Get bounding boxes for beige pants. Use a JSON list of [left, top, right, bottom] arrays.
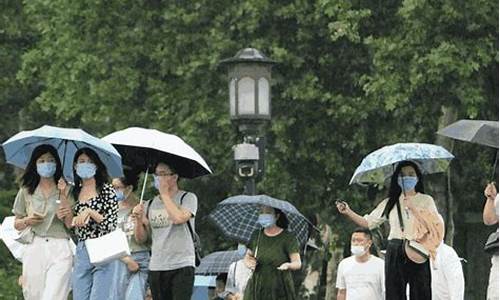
[[22, 236, 73, 300], [488, 255, 499, 300]]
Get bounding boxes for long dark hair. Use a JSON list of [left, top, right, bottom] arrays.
[[274, 208, 289, 230], [21, 144, 62, 195], [72, 148, 109, 199], [382, 160, 425, 218]]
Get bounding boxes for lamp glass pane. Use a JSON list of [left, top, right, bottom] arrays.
[[258, 78, 269, 116], [238, 77, 255, 115], [229, 78, 236, 117]]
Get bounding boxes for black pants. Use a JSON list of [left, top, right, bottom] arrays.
[[149, 267, 195, 300], [385, 239, 431, 300]]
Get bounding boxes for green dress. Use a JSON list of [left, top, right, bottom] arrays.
[[244, 229, 300, 300]]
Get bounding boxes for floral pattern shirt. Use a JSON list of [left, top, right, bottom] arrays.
[[73, 183, 118, 241]]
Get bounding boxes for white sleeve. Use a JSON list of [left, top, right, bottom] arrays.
[[336, 260, 346, 289], [380, 261, 386, 299], [444, 249, 465, 300], [363, 199, 388, 230]]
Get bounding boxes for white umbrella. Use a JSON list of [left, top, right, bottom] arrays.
[[103, 127, 212, 202], [103, 127, 212, 178]]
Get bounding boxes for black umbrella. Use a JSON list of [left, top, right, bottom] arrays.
[[437, 119, 498, 180], [437, 120, 498, 148]]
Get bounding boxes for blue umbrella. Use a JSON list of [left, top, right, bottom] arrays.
[[209, 194, 313, 246], [195, 250, 244, 275], [349, 142, 454, 185], [2, 125, 123, 180]]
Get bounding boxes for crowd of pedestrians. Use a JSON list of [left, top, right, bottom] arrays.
[[2, 124, 497, 300]]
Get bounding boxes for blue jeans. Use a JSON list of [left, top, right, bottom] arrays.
[[72, 242, 117, 300], [110, 251, 150, 300]]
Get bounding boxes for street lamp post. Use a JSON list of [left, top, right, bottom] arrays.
[[221, 48, 275, 195]]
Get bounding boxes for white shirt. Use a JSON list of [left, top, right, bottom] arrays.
[[336, 255, 385, 300], [225, 259, 252, 299], [431, 242, 464, 300]]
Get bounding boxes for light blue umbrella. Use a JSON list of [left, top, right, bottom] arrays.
[[349, 142, 454, 185], [2, 125, 123, 180]]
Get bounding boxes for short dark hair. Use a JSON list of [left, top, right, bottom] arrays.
[[153, 161, 178, 175], [117, 169, 140, 191], [21, 144, 63, 194], [352, 227, 372, 240]]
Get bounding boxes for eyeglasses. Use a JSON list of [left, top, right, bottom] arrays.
[[154, 172, 175, 177]]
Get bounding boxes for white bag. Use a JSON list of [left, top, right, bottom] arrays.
[[85, 228, 130, 265]]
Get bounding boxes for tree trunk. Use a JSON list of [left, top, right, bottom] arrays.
[[431, 105, 458, 245]]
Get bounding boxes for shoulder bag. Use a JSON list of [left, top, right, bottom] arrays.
[[396, 199, 429, 264]]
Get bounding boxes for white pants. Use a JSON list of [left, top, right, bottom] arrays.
[[488, 255, 499, 300], [22, 236, 73, 300]]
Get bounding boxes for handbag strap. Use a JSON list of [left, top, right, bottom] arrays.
[[180, 192, 196, 243], [395, 197, 405, 233]]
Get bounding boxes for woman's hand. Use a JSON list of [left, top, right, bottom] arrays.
[[56, 205, 72, 220], [336, 201, 351, 215], [277, 262, 291, 271], [243, 253, 257, 270], [72, 210, 91, 227], [132, 203, 145, 221], [57, 178, 67, 192], [23, 215, 44, 226], [485, 182, 497, 200]]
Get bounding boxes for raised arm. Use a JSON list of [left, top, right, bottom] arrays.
[[483, 183, 499, 225], [336, 201, 369, 228]]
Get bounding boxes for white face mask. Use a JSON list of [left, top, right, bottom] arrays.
[[351, 245, 366, 257]]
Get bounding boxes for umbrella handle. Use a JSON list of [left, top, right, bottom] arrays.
[[139, 168, 149, 204], [491, 150, 498, 182], [57, 140, 69, 205]]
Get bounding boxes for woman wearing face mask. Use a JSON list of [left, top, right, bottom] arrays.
[[68, 147, 119, 300], [12, 144, 73, 300], [337, 160, 437, 300], [111, 169, 151, 300], [243, 205, 302, 300]]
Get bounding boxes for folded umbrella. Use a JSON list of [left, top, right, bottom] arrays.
[[437, 120, 498, 148], [2, 125, 123, 180], [195, 250, 244, 276], [350, 142, 454, 185], [209, 194, 313, 246]]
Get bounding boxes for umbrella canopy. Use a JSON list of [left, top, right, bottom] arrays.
[[350, 143, 454, 185], [2, 125, 123, 180], [437, 120, 499, 148], [102, 127, 212, 178], [0, 216, 25, 262], [195, 250, 244, 276], [209, 195, 312, 246]]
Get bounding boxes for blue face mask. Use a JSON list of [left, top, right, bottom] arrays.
[[237, 244, 247, 256], [257, 214, 276, 228], [153, 175, 160, 190], [397, 176, 418, 192], [115, 190, 125, 201], [37, 162, 56, 178], [76, 162, 97, 179]]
